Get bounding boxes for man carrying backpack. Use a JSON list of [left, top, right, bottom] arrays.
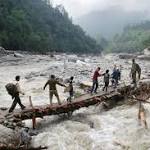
[[7, 76, 26, 113]]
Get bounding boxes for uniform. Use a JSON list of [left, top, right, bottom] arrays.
[[131, 62, 141, 87], [44, 78, 65, 105]]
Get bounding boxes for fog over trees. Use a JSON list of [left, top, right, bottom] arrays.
[[0, 0, 101, 53]]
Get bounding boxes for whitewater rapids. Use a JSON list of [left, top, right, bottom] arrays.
[[0, 53, 150, 150]]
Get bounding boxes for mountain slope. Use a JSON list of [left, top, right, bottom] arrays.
[[107, 21, 150, 53], [0, 0, 101, 53], [76, 6, 146, 38]]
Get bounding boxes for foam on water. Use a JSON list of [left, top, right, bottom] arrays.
[[0, 54, 150, 149]]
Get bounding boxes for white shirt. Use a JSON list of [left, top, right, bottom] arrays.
[[16, 81, 24, 95]]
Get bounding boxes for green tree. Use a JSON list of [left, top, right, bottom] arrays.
[[0, 0, 101, 53]]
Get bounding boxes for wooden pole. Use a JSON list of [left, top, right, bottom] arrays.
[[29, 96, 36, 129]]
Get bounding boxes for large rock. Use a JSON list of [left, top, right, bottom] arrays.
[[144, 47, 150, 55], [14, 52, 24, 58], [0, 47, 8, 56], [137, 55, 150, 61], [119, 53, 137, 59], [0, 47, 15, 57], [68, 55, 78, 63], [0, 125, 18, 145], [79, 81, 92, 92]]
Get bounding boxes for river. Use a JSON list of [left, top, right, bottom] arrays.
[[0, 53, 150, 150]]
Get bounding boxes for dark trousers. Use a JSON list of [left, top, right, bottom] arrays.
[[103, 82, 109, 92], [131, 73, 137, 86], [67, 90, 73, 103], [69, 89, 74, 98], [111, 79, 118, 88], [9, 93, 25, 113], [91, 80, 98, 93]]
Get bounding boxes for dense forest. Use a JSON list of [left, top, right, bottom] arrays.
[[0, 0, 101, 53], [105, 21, 150, 53]]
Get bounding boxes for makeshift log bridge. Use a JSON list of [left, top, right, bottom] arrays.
[[2, 80, 150, 129]]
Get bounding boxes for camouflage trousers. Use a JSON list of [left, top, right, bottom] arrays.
[[131, 73, 137, 87], [49, 90, 61, 105]]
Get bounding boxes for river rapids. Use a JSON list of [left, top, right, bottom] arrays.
[[0, 53, 150, 150]]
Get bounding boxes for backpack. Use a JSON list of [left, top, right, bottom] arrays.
[[5, 83, 18, 96]]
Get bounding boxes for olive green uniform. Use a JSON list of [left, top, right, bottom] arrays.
[[44, 79, 65, 105], [131, 62, 141, 87]]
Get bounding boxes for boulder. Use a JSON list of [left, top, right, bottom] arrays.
[[68, 55, 78, 63], [14, 52, 24, 58], [137, 55, 150, 61], [119, 53, 137, 59], [76, 60, 87, 66], [0, 47, 8, 56], [0, 125, 18, 145], [68, 58, 77, 63], [144, 47, 150, 55], [79, 81, 92, 92]]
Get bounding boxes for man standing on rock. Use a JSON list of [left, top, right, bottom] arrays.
[[8, 76, 26, 113], [91, 67, 102, 94], [130, 59, 141, 87], [43, 75, 66, 105]]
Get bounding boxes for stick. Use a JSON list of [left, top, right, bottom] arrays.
[[29, 96, 36, 129]]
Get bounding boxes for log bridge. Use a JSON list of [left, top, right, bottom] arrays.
[[1, 80, 150, 129]]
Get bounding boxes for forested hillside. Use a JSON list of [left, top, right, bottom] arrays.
[[106, 21, 150, 53], [0, 0, 101, 53]]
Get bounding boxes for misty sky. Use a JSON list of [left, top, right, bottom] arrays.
[[52, 0, 149, 18]]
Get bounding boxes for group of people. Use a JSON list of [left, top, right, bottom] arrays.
[[91, 59, 141, 94], [6, 74, 74, 113], [6, 59, 141, 113], [91, 65, 121, 94], [43, 75, 74, 105]]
